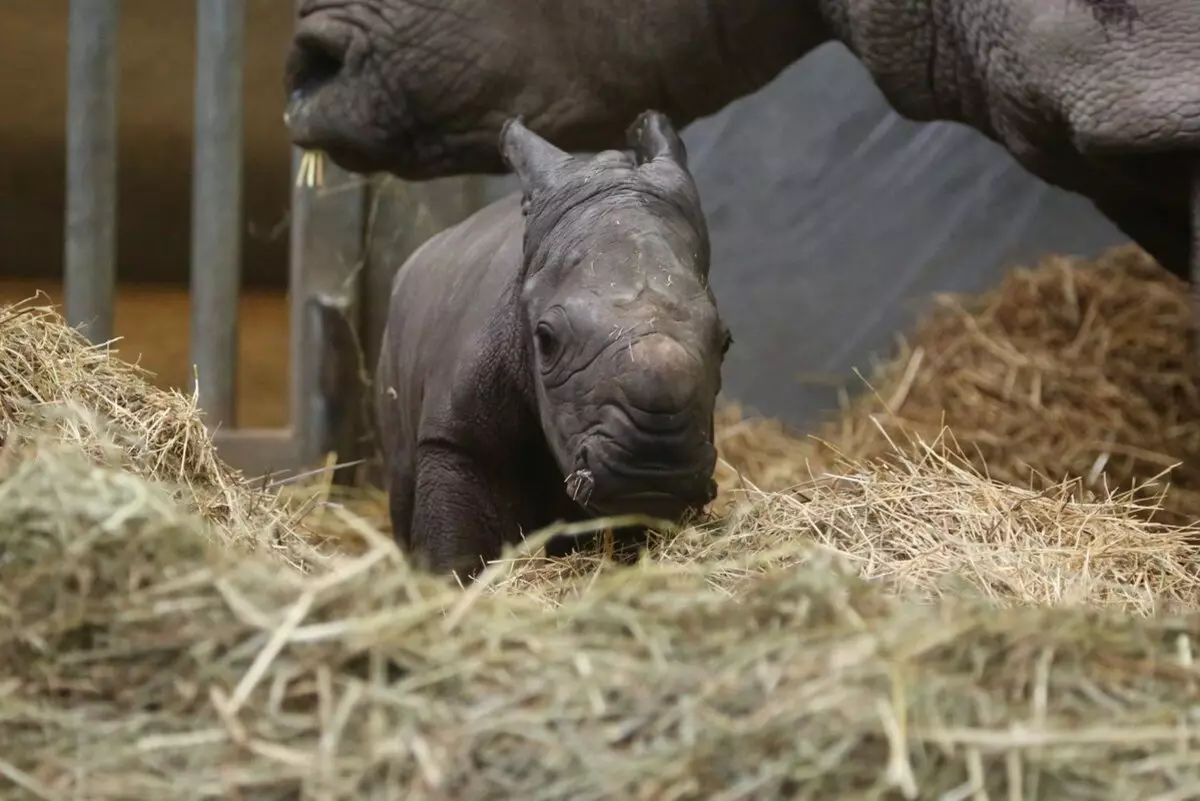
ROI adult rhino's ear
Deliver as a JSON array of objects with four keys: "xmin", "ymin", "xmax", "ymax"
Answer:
[
  {"xmin": 500, "ymin": 117, "xmax": 571, "ymax": 206},
  {"xmin": 626, "ymin": 110, "xmax": 688, "ymax": 169}
]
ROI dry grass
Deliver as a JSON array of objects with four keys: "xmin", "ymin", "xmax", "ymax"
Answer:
[
  {"xmin": 6, "ymin": 245, "xmax": 1200, "ymax": 799},
  {"xmin": 789, "ymin": 244, "xmax": 1200, "ymax": 526},
  {"xmin": 484, "ymin": 426, "xmax": 1200, "ymax": 615},
  {"xmin": 0, "ymin": 295, "xmax": 320, "ymax": 570},
  {"xmin": 5, "ymin": 432, "xmax": 1200, "ymax": 800}
]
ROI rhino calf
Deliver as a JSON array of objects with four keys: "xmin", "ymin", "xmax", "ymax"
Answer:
[{"xmin": 375, "ymin": 110, "xmax": 732, "ymax": 578}]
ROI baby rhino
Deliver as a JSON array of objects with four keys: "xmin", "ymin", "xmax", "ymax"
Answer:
[{"xmin": 375, "ymin": 110, "xmax": 732, "ymax": 578}]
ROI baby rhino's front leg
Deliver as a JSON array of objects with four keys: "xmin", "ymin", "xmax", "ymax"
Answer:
[{"xmin": 409, "ymin": 443, "xmax": 518, "ymax": 580}]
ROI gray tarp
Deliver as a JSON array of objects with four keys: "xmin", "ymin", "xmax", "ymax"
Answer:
[{"xmin": 483, "ymin": 44, "xmax": 1130, "ymax": 430}]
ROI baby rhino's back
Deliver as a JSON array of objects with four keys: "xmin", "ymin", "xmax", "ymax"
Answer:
[{"xmin": 377, "ymin": 193, "xmax": 526, "ymax": 447}]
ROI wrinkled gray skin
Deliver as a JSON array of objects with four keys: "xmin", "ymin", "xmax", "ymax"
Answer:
[
  {"xmin": 375, "ymin": 110, "xmax": 731, "ymax": 578},
  {"xmin": 282, "ymin": 0, "xmax": 1200, "ymax": 300}
]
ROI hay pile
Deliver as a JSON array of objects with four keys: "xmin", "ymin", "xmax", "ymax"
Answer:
[
  {"xmin": 0, "ymin": 297, "xmax": 312, "ymax": 566},
  {"xmin": 6, "ymin": 434, "xmax": 1200, "ymax": 800},
  {"xmin": 772, "ymin": 245, "xmax": 1200, "ymax": 525},
  {"xmin": 6, "ymin": 245, "xmax": 1200, "ymax": 799}
]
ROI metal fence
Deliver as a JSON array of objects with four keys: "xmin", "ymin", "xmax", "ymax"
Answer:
[{"xmin": 62, "ymin": 0, "xmax": 482, "ymax": 484}]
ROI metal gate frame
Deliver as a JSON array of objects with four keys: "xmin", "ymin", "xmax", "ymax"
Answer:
[{"xmin": 62, "ymin": 0, "xmax": 483, "ymax": 484}]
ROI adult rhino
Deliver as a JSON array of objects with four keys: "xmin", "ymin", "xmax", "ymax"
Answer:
[{"xmin": 281, "ymin": 0, "xmax": 1200, "ymax": 298}]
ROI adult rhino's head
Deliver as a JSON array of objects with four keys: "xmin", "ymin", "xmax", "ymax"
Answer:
[
  {"xmin": 283, "ymin": 0, "xmax": 817, "ymax": 178},
  {"xmin": 504, "ymin": 110, "xmax": 730, "ymax": 521}
]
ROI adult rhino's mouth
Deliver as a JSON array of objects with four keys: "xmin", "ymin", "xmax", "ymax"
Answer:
[
  {"xmin": 284, "ymin": 19, "xmax": 352, "ymax": 128},
  {"xmin": 587, "ymin": 489, "xmax": 715, "ymax": 524},
  {"xmin": 283, "ymin": 17, "xmax": 399, "ymax": 175},
  {"xmin": 287, "ymin": 25, "xmax": 349, "ymax": 102},
  {"xmin": 282, "ymin": 15, "xmax": 523, "ymax": 180}
]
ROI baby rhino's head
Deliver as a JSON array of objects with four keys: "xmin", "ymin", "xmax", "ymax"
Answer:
[{"xmin": 501, "ymin": 110, "xmax": 731, "ymax": 521}]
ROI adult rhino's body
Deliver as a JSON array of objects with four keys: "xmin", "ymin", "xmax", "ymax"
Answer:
[
  {"xmin": 376, "ymin": 111, "xmax": 730, "ymax": 578},
  {"xmin": 282, "ymin": 0, "xmax": 1200, "ymax": 289}
]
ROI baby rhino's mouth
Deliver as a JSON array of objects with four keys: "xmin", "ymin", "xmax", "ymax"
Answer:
[
  {"xmin": 564, "ymin": 468, "xmax": 596, "ymax": 507},
  {"xmin": 589, "ymin": 488, "xmax": 716, "ymax": 522},
  {"xmin": 566, "ymin": 440, "xmax": 717, "ymax": 522}
]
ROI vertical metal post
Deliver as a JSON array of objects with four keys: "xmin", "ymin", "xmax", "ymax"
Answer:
[
  {"xmin": 1190, "ymin": 166, "xmax": 1200, "ymax": 356},
  {"xmin": 64, "ymin": 0, "xmax": 120, "ymax": 343},
  {"xmin": 189, "ymin": 0, "xmax": 246, "ymax": 429},
  {"xmin": 288, "ymin": 151, "xmax": 369, "ymax": 473}
]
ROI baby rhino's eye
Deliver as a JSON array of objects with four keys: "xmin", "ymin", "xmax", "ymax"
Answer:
[{"xmin": 535, "ymin": 322, "xmax": 559, "ymax": 360}]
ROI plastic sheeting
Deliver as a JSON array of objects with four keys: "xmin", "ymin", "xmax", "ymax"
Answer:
[{"xmin": 482, "ymin": 43, "xmax": 1131, "ymax": 430}]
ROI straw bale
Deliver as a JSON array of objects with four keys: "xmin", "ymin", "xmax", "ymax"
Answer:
[
  {"xmin": 5, "ymin": 435, "xmax": 1200, "ymax": 800},
  {"xmin": 0, "ymin": 297, "xmax": 311, "ymax": 566},
  {"xmin": 782, "ymin": 244, "xmax": 1200, "ymax": 526}
]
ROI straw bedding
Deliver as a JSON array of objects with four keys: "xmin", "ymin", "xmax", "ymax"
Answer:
[
  {"xmin": 5, "ymin": 245, "xmax": 1200, "ymax": 799},
  {"xmin": 7, "ymin": 452, "xmax": 1200, "ymax": 800},
  {"xmin": 778, "ymin": 244, "xmax": 1200, "ymax": 526},
  {"xmin": 0, "ymin": 297, "xmax": 328, "ymax": 571}
]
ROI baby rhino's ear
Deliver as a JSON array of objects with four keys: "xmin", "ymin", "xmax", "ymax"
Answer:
[
  {"xmin": 626, "ymin": 110, "xmax": 688, "ymax": 169},
  {"xmin": 499, "ymin": 117, "xmax": 572, "ymax": 209}
]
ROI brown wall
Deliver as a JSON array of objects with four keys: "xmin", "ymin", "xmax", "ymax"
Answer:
[{"xmin": 1, "ymin": 0, "xmax": 295, "ymax": 289}]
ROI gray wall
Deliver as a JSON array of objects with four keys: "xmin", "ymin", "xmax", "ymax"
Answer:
[{"xmin": 485, "ymin": 44, "xmax": 1130, "ymax": 429}]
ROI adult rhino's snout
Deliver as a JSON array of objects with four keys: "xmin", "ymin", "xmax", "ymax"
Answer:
[
  {"xmin": 621, "ymin": 334, "xmax": 706, "ymax": 416},
  {"xmin": 286, "ymin": 20, "xmax": 352, "ymax": 103},
  {"xmin": 282, "ymin": 14, "xmax": 390, "ymax": 173}
]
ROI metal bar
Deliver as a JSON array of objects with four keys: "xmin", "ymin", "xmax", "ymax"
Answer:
[
  {"xmin": 64, "ymin": 0, "xmax": 120, "ymax": 342},
  {"xmin": 189, "ymin": 0, "xmax": 246, "ymax": 429},
  {"xmin": 1191, "ymin": 165, "xmax": 1200, "ymax": 355},
  {"xmin": 305, "ymin": 291, "xmax": 367, "ymax": 486},
  {"xmin": 288, "ymin": 152, "xmax": 369, "ymax": 477},
  {"xmin": 212, "ymin": 428, "xmax": 299, "ymax": 482}
]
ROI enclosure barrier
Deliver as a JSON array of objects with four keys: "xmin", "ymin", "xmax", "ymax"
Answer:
[
  {"xmin": 64, "ymin": 0, "xmax": 119, "ymax": 343},
  {"xmin": 61, "ymin": 0, "xmax": 484, "ymax": 483}
]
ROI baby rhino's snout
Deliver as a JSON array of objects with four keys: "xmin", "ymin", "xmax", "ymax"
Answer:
[
  {"xmin": 575, "ymin": 332, "xmax": 717, "ymax": 520},
  {"xmin": 623, "ymin": 334, "xmax": 704, "ymax": 415}
]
